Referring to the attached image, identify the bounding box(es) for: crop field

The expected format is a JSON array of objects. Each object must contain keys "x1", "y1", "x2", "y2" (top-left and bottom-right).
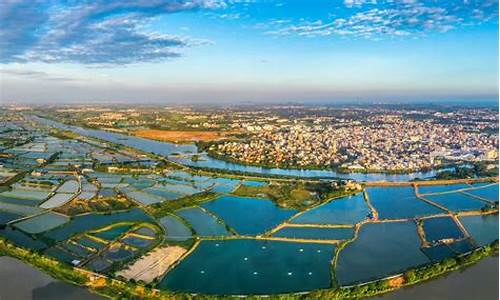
[{"x1": 133, "y1": 129, "x2": 228, "y2": 143}]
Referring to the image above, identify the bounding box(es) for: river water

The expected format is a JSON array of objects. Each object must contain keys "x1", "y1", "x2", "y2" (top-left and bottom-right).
[
  {"x1": 31, "y1": 116, "x2": 447, "y2": 181},
  {"x1": 376, "y1": 256, "x2": 499, "y2": 300},
  {"x1": 0, "y1": 256, "x2": 103, "y2": 300}
]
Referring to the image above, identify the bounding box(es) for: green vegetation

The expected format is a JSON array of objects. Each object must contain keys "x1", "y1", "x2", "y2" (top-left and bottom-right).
[
  {"x1": 232, "y1": 181, "x2": 356, "y2": 210},
  {"x1": 146, "y1": 192, "x2": 218, "y2": 218},
  {"x1": 436, "y1": 162, "x2": 499, "y2": 180},
  {"x1": 1, "y1": 235, "x2": 497, "y2": 300},
  {"x1": 48, "y1": 129, "x2": 80, "y2": 140},
  {"x1": 311, "y1": 240, "x2": 498, "y2": 299},
  {"x1": 55, "y1": 196, "x2": 134, "y2": 216}
]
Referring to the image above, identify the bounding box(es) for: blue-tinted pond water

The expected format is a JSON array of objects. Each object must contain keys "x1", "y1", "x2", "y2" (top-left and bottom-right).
[
  {"x1": 43, "y1": 208, "x2": 153, "y2": 242},
  {"x1": 273, "y1": 226, "x2": 354, "y2": 240},
  {"x1": 366, "y1": 187, "x2": 443, "y2": 219},
  {"x1": 176, "y1": 207, "x2": 230, "y2": 237},
  {"x1": 290, "y1": 193, "x2": 369, "y2": 225},
  {"x1": 336, "y1": 221, "x2": 429, "y2": 286},
  {"x1": 447, "y1": 239, "x2": 476, "y2": 254},
  {"x1": 159, "y1": 239, "x2": 335, "y2": 295},
  {"x1": 465, "y1": 184, "x2": 499, "y2": 202},
  {"x1": 424, "y1": 193, "x2": 487, "y2": 212},
  {"x1": 460, "y1": 214, "x2": 499, "y2": 247},
  {"x1": 418, "y1": 184, "x2": 470, "y2": 195},
  {"x1": 421, "y1": 244, "x2": 456, "y2": 262},
  {"x1": 159, "y1": 215, "x2": 192, "y2": 241},
  {"x1": 201, "y1": 195, "x2": 297, "y2": 235},
  {"x1": 423, "y1": 217, "x2": 464, "y2": 242}
]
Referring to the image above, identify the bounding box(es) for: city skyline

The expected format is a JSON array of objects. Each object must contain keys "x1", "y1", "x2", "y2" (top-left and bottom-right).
[{"x1": 0, "y1": 0, "x2": 499, "y2": 104}]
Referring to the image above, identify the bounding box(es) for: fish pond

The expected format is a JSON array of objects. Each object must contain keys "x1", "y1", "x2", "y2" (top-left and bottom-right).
[
  {"x1": 160, "y1": 239, "x2": 335, "y2": 295},
  {"x1": 336, "y1": 221, "x2": 430, "y2": 286},
  {"x1": 424, "y1": 193, "x2": 487, "y2": 212},
  {"x1": 201, "y1": 195, "x2": 297, "y2": 235},
  {"x1": 176, "y1": 207, "x2": 230, "y2": 237},
  {"x1": 273, "y1": 226, "x2": 354, "y2": 240},
  {"x1": 366, "y1": 187, "x2": 444, "y2": 219},
  {"x1": 422, "y1": 216, "x2": 464, "y2": 242},
  {"x1": 159, "y1": 215, "x2": 192, "y2": 241},
  {"x1": 460, "y1": 214, "x2": 499, "y2": 247},
  {"x1": 290, "y1": 193, "x2": 369, "y2": 225}
]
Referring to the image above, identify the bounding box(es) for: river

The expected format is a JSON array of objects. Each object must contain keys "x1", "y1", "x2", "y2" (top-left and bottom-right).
[
  {"x1": 0, "y1": 256, "x2": 103, "y2": 300},
  {"x1": 376, "y1": 256, "x2": 499, "y2": 300},
  {"x1": 31, "y1": 116, "x2": 448, "y2": 181}
]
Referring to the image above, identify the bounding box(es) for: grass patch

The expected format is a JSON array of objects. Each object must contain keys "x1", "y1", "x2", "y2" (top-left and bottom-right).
[{"x1": 232, "y1": 181, "x2": 355, "y2": 210}]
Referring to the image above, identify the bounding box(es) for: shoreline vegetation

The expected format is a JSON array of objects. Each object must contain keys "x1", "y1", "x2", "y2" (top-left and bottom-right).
[
  {"x1": 33, "y1": 115, "x2": 498, "y2": 180},
  {"x1": 202, "y1": 148, "x2": 498, "y2": 177},
  {"x1": 0, "y1": 236, "x2": 497, "y2": 299}
]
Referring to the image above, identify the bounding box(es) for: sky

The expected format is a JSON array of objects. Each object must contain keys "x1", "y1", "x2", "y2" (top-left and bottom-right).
[{"x1": 0, "y1": 0, "x2": 498, "y2": 104}]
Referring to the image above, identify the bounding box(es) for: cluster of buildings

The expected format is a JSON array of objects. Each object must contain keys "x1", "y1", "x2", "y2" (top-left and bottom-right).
[{"x1": 212, "y1": 115, "x2": 499, "y2": 172}]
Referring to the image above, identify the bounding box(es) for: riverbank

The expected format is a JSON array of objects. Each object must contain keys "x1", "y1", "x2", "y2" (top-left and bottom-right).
[
  {"x1": 375, "y1": 255, "x2": 498, "y2": 300},
  {"x1": 205, "y1": 150, "x2": 455, "y2": 175}
]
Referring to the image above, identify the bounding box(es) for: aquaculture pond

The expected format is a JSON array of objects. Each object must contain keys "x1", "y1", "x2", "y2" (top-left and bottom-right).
[
  {"x1": 336, "y1": 221, "x2": 429, "y2": 286},
  {"x1": 465, "y1": 184, "x2": 499, "y2": 202},
  {"x1": 159, "y1": 239, "x2": 335, "y2": 295},
  {"x1": 366, "y1": 187, "x2": 444, "y2": 219},
  {"x1": 418, "y1": 184, "x2": 471, "y2": 195},
  {"x1": 176, "y1": 207, "x2": 230, "y2": 237},
  {"x1": 424, "y1": 193, "x2": 487, "y2": 212},
  {"x1": 290, "y1": 193, "x2": 369, "y2": 225},
  {"x1": 0, "y1": 227, "x2": 47, "y2": 250},
  {"x1": 159, "y1": 215, "x2": 192, "y2": 241},
  {"x1": 0, "y1": 210, "x2": 22, "y2": 224},
  {"x1": 423, "y1": 217, "x2": 464, "y2": 242},
  {"x1": 201, "y1": 195, "x2": 297, "y2": 235},
  {"x1": 421, "y1": 244, "x2": 457, "y2": 262},
  {"x1": 13, "y1": 212, "x2": 69, "y2": 234},
  {"x1": 460, "y1": 214, "x2": 499, "y2": 247},
  {"x1": 273, "y1": 226, "x2": 354, "y2": 240},
  {"x1": 43, "y1": 208, "x2": 154, "y2": 241}
]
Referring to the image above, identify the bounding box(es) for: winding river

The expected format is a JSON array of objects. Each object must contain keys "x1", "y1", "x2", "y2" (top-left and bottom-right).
[{"x1": 32, "y1": 116, "x2": 448, "y2": 182}]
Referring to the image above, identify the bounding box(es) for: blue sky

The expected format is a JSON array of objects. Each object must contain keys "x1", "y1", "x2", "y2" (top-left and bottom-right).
[{"x1": 0, "y1": 0, "x2": 498, "y2": 104}]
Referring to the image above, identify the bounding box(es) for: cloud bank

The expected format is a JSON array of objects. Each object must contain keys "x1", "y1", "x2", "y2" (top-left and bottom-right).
[
  {"x1": 267, "y1": 0, "x2": 498, "y2": 39},
  {"x1": 0, "y1": 0, "x2": 225, "y2": 65}
]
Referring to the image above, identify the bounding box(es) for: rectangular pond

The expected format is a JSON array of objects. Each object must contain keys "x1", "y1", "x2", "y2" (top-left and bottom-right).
[
  {"x1": 176, "y1": 207, "x2": 230, "y2": 237},
  {"x1": 418, "y1": 184, "x2": 471, "y2": 195},
  {"x1": 159, "y1": 239, "x2": 335, "y2": 295},
  {"x1": 0, "y1": 211, "x2": 23, "y2": 224},
  {"x1": 201, "y1": 195, "x2": 297, "y2": 235},
  {"x1": 459, "y1": 214, "x2": 499, "y2": 247},
  {"x1": 424, "y1": 193, "x2": 487, "y2": 212},
  {"x1": 290, "y1": 193, "x2": 369, "y2": 225},
  {"x1": 273, "y1": 226, "x2": 354, "y2": 240},
  {"x1": 335, "y1": 221, "x2": 429, "y2": 286},
  {"x1": 43, "y1": 208, "x2": 154, "y2": 242},
  {"x1": 159, "y1": 215, "x2": 192, "y2": 241},
  {"x1": 465, "y1": 184, "x2": 499, "y2": 202},
  {"x1": 366, "y1": 187, "x2": 444, "y2": 220},
  {"x1": 13, "y1": 212, "x2": 69, "y2": 234},
  {"x1": 40, "y1": 193, "x2": 75, "y2": 209},
  {"x1": 423, "y1": 216, "x2": 464, "y2": 243}
]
